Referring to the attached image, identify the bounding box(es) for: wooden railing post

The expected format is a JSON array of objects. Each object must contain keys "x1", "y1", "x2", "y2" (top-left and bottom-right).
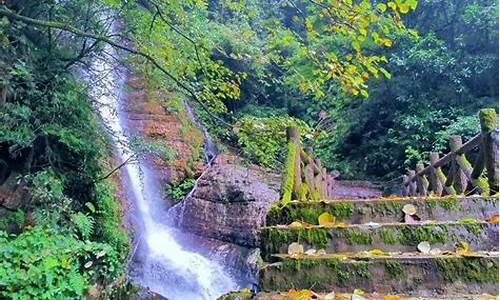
[
  {"x1": 449, "y1": 135, "x2": 470, "y2": 194},
  {"x1": 429, "y1": 152, "x2": 444, "y2": 196},
  {"x1": 281, "y1": 127, "x2": 300, "y2": 204},
  {"x1": 408, "y1": 170, "x2": 417, "y2": 196},
  {"x1": 479, "y1": 109, "x2": 499, "y2": 193},
  {"x1": 416, "y1": 162, "x2": 429, "y2": 196},
  {"x1": 402, "y1": 175, "x2": 409, "y2": 196}
]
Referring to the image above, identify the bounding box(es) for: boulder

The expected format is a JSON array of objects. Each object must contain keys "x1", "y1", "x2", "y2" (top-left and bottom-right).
[{"x1": 170, "y1": 155, "x2": 280, "y2": 248}]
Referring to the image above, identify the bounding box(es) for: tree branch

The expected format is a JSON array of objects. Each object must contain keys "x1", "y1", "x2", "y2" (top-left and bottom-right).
[
  {"x1": 0, "y1": 6, "x2": 231, "y2": 127},
  {"x1": 95, "y1": 156, "x2": 134, "y2": 182}
]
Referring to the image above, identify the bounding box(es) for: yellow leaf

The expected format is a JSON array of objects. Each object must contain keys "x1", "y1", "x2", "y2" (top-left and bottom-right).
[
  {"x1": 288, "y1": 289, "x2": 313, "y2": 300},
  {"x1": 366, "y1": 248, "x2": 390, "y2": 256},
  {"x1": 383, "y1": 39, "x2": 392, "y2": 47},
  {"x1": 398, "y1": 3, "x2": 409, "y2": 13},
  {"x1": 318, "y1": 212, "x2": 336, "y2": 226},
  {"x1": 387, "y1": 1, "x2": 397, "y2": 10},
  {"x1": 289, "y1": 221, "x2": 303, "y2": 228},
  {"x1": 383, "y1": 296, "x2": 401, "y2": 300},
  {"x1": 335, "y1": 222, "x2": 347, "y2": 228}
]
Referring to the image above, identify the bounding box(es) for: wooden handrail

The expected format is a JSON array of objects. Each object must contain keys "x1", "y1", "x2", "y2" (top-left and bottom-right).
[
  {"x1": 404, "y1": 134, "x2": 481, "y2": 184},
  {"x1": 402, "y1": 108, "x2": 498, "y2": 197}
]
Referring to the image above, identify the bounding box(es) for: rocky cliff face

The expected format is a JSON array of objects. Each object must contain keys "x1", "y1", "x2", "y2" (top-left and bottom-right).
[
  {"x1": 170, "y1": 155, "x2": 281, "y2": 248},
  {"x1": 124, "y1": 74, "x2": 206, "y2": 188}
]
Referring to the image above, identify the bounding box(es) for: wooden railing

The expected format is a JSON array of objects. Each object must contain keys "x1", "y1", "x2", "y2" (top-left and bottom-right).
[
  {"x1": 281, "y1": 127, "x2": 334, "y2": 204},
  {"x1": 402, "y1": 108, "x2": 499, "y2": 197}
]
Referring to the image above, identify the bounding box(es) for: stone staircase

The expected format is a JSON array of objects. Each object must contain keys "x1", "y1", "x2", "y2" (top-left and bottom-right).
[{"x1": 258, "y1": 195, "x2": 499, "y2": 298}]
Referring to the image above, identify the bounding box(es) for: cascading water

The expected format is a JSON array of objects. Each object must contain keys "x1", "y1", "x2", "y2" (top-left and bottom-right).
[
  {"x1": 90, "y1": 38, "x2": 239, "y2": 300},
  {"x1": 182, "y1": 101, "x2": 218, "y2": 164}
]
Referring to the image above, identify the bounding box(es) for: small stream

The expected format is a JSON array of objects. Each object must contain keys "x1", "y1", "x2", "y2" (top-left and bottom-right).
[{"x1": 89, "y1": 37, "x2": 242, "y2": 299}]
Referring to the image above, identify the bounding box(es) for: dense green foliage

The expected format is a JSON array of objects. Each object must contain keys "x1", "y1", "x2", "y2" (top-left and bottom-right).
[{"x1": 0, "y1": 1, "x2": 128, "y2": 297}]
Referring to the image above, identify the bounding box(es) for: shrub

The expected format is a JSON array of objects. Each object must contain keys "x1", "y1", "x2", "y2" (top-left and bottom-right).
[{"x1": 0, "y1": 226, "x2": 121, "y2": 299}]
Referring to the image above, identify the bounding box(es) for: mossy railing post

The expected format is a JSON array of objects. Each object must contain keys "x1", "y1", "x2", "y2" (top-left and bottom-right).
[
  {"x1": 281, "y1": 127, "x2": 300, "y2": 204},
  {"x1": 449, "y1": 135, "x2": 469, "y2": 194},
  {"x1": 416, "y1": 162, "x2": 429, "y2": 196},
  {"x1": 479, "y1": 109, "x2": 499, "y2": 193},
  {"x1": 429, "y1": 152, "x2": 444, "y2": 196}
]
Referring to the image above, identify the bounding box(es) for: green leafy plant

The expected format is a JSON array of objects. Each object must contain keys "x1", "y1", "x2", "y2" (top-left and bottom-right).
[
  {"x1": 0, "y1": 226, "x2": 121, "y2": 299},
  {"x1": 234, "y1": 116, "x2": 312, "y2": 169},
  {"x1": 165, "y1": 178, "x2": 196, "y2": 202},
  {"x1": 72, "y1": 212, "x2": 95, "y2": 240}
]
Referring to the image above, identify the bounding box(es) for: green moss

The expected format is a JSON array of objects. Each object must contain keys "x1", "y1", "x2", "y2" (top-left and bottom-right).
[
  {"x1": 380, "y1": 228, "x2": 399, "y2": 244},
  {"x1": 260, "y1": 227, "x2": 331, "y2": 258},
  {"x1": 273, "y1": 258, "x2": 371, "y2": 289},
  {"x1": 399, "y1": 224, "x2": 448, "y2": 245},
  {"x1": 217, "y1": 289, "x2": 253, "y2": 300},
  {"x1": 479, "y1": 108, "x2": 497, "y2": 132},
  {"x1": 280, "y1": 141, "x2": 297, "y2": 205},
  {"x1": 472, "y1": 176, "x2": 490, "y2": 197},
  {"x1": 297, "y1": 206, "x2": 322, "y2": 224},
  {"x1": 436, "y1": 257, "x2": 498, "y2": 283},
  {"x1": 439, "y1": 196, "x2": 460, "y2": 211},
  {"x1": 336, "y1": 228, "x2": 374, "y2": 245},
  {"x1": 353, "y1": 261, "x2": 370, "y2": 278},
  {"x1": 426, "y1": 198, "x2": 439, "y2": 210},
  {"x1": 298, "y1": 228, "x2": 331, "y2": 249},
  {"x1": 299, "y1": 183, "x2": 308, "y2": 201},
  {"x1": 266, "y1": 201, "x2": 354, "y2": 226},
  {"x1": 330, "y1": 202, "x2": 355, "y2": 220},
  {"x1": 385, "y1": 261, "x2": 403, "y2": 279}
]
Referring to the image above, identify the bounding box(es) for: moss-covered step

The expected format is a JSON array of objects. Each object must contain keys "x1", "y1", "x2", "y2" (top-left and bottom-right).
[
  {"x1": 259, "y1": 253, "x2": 499, "y2": 295},
  {"x1": 266, "y1": 196, "x2": 499, "y2": 226},
  {"x1": 260, "y1": 221, "x2": 498, "y2": 259},
  {"x1": 219, "y1": 290, "x2": 499, "y2": 300}
]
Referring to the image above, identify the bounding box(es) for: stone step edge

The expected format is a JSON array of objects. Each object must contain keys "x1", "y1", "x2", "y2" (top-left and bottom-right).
[
  {"x1": 264, "y1": 220, "x2": 497, "y2": 230},
  {"x1": 268, "y1": 251, "x2": 499, "y2": 262},
  {"x1": 243, "y1": 291, "x2": 499, "y2": 300},
  {"x1": 287, "y1": 195, "x2": 499, "y2": 204},
  {"x1": 290, "y1": 195, "x2": 499, "y2": 204}
]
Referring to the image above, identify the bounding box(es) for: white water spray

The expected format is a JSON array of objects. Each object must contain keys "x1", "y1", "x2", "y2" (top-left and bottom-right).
[{"x1": 90, "y1": 41, "x2": 238, "y2": 299}]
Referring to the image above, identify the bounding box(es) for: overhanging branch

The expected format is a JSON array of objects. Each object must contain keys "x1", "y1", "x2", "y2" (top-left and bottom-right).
[{"x1": 0, "y1": 6, "x2": 231, "y2": 127}]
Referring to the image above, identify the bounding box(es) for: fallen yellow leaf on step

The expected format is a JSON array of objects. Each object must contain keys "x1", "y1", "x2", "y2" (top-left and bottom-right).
[
  {"x1": 383, "y1": 296, "x2": 401, "y2": 300},
  {"x1": 318, "y1": 212, "x2": 336, "y2": 226},
  {"x1": 367, "y1": 248, "x2": 390, "y2": 256},
  {"x1": 456, "y1": 241, "x2": 469, "y2": 255},
  {"x1": 288, "y1": 289, "x2": 313, "y2": 300},
  {"x1": 289, "y1": 221, "x2": 303, "y2": 228}
]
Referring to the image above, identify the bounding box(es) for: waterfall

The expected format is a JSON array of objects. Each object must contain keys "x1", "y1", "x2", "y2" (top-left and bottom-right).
[{"x1": 89, "y1": 38, "x2": 238, "y2": 300}]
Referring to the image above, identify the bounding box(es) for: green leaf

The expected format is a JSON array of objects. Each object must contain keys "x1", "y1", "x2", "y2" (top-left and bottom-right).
[{"x1": 376, "y1": 3, "x2": 387, "y2": 12}]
